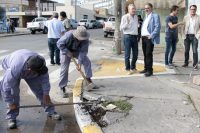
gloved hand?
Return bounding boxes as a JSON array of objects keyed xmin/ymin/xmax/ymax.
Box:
[
  {"xmin": 9, "ymin": 103, "xmax": 17, "ymax": 110},
  {"xmin": 43, "ymin": 95, "xmax": 52, "ymax": 106}
]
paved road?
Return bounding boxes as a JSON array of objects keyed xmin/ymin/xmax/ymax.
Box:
[{"xmin": 0, "ymin": 29, "xmax": 111, "ymax": 133}]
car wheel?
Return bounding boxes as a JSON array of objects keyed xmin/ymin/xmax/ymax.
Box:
[
  {"xmin": 31, "ymin": 30, "xmax": 36, "ymax": 34},
  {"xmin": 104, "ymin": 33, "xmax": 108, "ymax": 38},
  {"xmin": 43, "ymin": 27, "xmax": 48, "ymax": 34}
]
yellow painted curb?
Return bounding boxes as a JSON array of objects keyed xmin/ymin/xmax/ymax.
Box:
[
  {"xmin": 73, "ymin": 79, "xmax": 103, "ymax": 133},
  {"xmin": 83, "ymin": 124, "xmax": 103, "ymax": 133},
  {"xmin": 94, "ymin": 59, "xmax": 166, "ymax": 77},
  {"xmin": 73, "ymin": 79, "xmax": 83, "ymax": 97}
]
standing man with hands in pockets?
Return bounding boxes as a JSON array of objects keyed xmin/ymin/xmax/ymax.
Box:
[
  {"xmin": 140, "ymin": 3, "xmax": 161, "ymax": 77},
  {"xmin": 181, "ymin": 5, "xmax": 200, "ymax": 70},
  {"xmin": 120, "ymin": 4, "xmax": 138, "ymax": 75}
]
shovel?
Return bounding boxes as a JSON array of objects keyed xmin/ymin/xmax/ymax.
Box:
[{"xmin": 71, "ymin": 57, "xmax": 95, "ymax": 91}]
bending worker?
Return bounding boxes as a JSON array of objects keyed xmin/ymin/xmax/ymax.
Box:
[
  {"xmin": 0, "ymin": 49, "xmax": 61, "ymax": 129},
  {"xmin": 57, "ymin": 26, "xmax": 94, "ymax": 98}
]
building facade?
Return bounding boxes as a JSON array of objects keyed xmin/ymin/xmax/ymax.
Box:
[{"xmin": 1, "ymin": 0, "xmax": 64, "ymax": 27}]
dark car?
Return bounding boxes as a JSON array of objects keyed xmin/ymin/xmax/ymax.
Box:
[{"xmin": 91, "ymin": 20, "xmax": 103, "ymax": 29}]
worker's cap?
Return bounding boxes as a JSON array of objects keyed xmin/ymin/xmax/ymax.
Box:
[
  {"xmin": 27, "ymin": 55, "xmax": 48, "ymax": 75},
  {"xmin": 73, "ymin": 26, "xmax": 90, "ymax": 41}
]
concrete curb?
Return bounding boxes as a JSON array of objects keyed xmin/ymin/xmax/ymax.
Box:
[{"xmin": 73, "ymin": 79, "xmax": 103, "ymax": 133}]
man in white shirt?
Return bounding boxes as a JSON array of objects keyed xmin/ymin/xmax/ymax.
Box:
[
  {"xmin": 120, "ymin": 4, "xmax": 138, "ymax": 75},
  {"xmin": 182, "ymin": 5, "xmax": 200, "ymax": 70},
  {"xmin": 46, "ymin": 12, "xmax": 65, "ymax": 65}
]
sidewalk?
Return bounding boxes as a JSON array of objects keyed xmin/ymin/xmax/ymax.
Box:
[
  {"xmin": 0, "ymin": 28, "xmax": 30, "ymax": 37},
  {"xmin": 73, "ymin": 39, "xmax": 200, "ymax": 133}
]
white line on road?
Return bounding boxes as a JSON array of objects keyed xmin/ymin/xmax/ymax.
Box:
[{"xmin": 49, "ymin": 64, "xmax": 76, "ymax": 83}]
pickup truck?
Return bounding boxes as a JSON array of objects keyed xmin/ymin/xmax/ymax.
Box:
[
  {"xmin": 78, "ymin": 19, "xmax": 93, "ymax": 29},
  {"xmin": 103, "ymin": 17, "xmax": 115, "ymax": 37},
  {"xmin": 27, "ymin": 17, "xmax": 48, "ymax": 34}
]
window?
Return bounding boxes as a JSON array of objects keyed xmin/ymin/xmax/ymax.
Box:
[{"xmin": 83, "ymin": 15, "xmax": 88, "ymax": 19}]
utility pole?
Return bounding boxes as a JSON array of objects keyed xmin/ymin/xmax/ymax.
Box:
[
  {"xmin": 75, "ymin": 0, "xmax": 77, "ymax": 20},
  {"xmin": 37, "ymin": 0, "xmax": 41, "ymax": 18},
  {"xmin": 114, "ymin": 0, "xmax": 122, "ymax": 55}
]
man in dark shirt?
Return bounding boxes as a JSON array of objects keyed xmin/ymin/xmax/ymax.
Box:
[{"xmin": 165, "ymin": 5, "xmax": 183, "ymax": 68}]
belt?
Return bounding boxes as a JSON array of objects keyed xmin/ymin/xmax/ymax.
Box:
[
  {"xmin": 186, "ymin": 34, "xmax": 195, "ymax": 36},
  {"xmin": 124, "ymin": 34, "xmax": 137, "ymax": 37},
  {"xmin": 142, "ymin": 36, "xmax": 150, "ymax": 39}
]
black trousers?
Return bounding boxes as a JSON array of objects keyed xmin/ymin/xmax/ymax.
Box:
[
  {"xmin": 142, "ymin": 37, "xmax": 154, "ymax": 72},
  {"xmin": 184, "ymin": 34, "xmax": 198, "ymax": 66}
]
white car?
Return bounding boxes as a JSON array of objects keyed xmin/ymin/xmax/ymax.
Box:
[
  {"xmin": 78, "ymin": 19, "xmax": 93, "ymax": 29},
  {"xmin": 103, "ymin": 17, "xmax": 115, "ymax": 37},
  {"xmin": 27, "ymin": 17, "xmax": 48, "ymax": 34}
]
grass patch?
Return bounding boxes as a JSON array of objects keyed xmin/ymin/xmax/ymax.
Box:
[
  {"xmin": 103, "ymin": 100, "xmax": 133, "ymax": 112},
  {"xmin": 187, "ymin": 95, "xmax": 192, "ymax": 104}
]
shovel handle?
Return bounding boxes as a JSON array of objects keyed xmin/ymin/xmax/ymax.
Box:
[
  {"xmin": 17, "ymin": 101, "xmax": 97, "ymax": 108},
  {"xmin": 71, "ymin": 57, "xmax": 88, "ymax": 81}
]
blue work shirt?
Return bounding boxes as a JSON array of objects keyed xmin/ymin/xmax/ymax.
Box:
[
  {"xmin": 0, "ymin": 49, "xmax": 50, "ymax": 104},
  {"xmin": 57, "ymin": 31, "xmax": 89, "ymax": 64}
]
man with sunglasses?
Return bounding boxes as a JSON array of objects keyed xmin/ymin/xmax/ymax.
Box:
[
  {"xmin": 0, "ymin": 49, "xmax": 61, "ymax": 129},
  {"xmin": 182, "ymin": 5, "xmax": 200, "ymax": 70}
]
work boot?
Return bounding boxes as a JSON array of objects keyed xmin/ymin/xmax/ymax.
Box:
[
  {"xmin": 48, "ymin": 112, "xmax": 62, "ymax": 120},
  {"xmin": 8, "ymin": 119, "xmax": 17, "ymax": 129},
  {"xmin": 85, "ymin": 78, "xmax": 98, "ymax": 91},
  {"xmin": 61, "ymin": 87, "xmax": 69, "ymax": 98},
  {"xmin": 61, "ymin": 87, "xmax": 73, "ymax": 98}
]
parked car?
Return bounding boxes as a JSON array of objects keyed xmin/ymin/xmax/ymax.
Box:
[
  {"xmin": 97, "ymin": 20, "xmax": 105, "ymax": 28},
  {"xmin": 78, "ymin": 19, "xmax": 93, "ymax": 29},
  {"xmin": 103, "ymin": 17, "xmax": 115, "ymax": 37},
  {"xmin": 90, "ymin": 20, "xmax": 96, "ymax": 28},
  {"xmin": 90, "ymin": 20, "xmax": 102, "ymax": 29},
  {"xmin": 27, "ymin": 17, "xmax": 48, "ymax": 34},
  {"xmin": 69, "ymin": 19, "xmax": 78, "ymax": 29}
]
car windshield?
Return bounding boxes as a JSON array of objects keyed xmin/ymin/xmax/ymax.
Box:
[
  {"xmin": 110, "ymin": 18, "xmax": 115, "ymax": 21},
  {"xmin": 80, "ymin": 20, "xmax": 87, "ymax": 22}
]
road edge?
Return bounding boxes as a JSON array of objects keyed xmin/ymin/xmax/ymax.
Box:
[{"xmin": 73, "ymin": 79, "xmax": 103, "ymax": 133}]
